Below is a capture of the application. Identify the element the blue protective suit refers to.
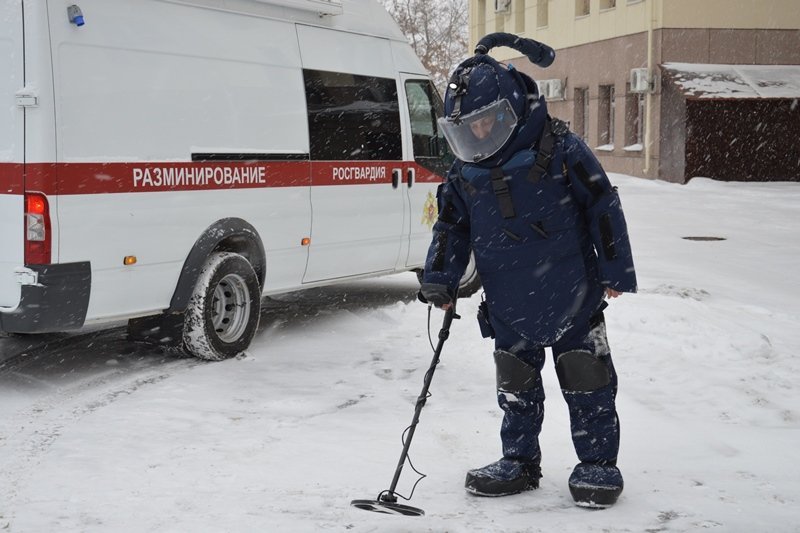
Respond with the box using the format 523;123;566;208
423;91;636;465
428;43;634;491
423;109;637;345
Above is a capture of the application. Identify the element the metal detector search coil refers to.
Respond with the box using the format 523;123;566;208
350;303;459;517
350;498;426;517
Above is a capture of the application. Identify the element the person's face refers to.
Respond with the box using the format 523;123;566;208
469;115;496;140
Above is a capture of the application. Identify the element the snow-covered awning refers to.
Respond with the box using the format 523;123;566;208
663;63;800;99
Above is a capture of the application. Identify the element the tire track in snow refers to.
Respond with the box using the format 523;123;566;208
0;329;199;524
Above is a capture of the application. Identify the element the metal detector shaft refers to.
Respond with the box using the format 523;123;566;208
383;303;458;501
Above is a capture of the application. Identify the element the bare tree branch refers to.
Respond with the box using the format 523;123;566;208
381;0;469;94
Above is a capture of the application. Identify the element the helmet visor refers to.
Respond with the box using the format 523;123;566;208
438;98;518;162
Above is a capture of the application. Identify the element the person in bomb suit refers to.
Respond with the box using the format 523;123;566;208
419;37;637;507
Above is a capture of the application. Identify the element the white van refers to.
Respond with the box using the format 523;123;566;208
0;0;478;359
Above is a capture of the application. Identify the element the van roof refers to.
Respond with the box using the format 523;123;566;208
178;0;408;43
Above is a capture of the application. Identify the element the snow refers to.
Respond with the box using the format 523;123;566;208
2;175;800;531
664;62;800;99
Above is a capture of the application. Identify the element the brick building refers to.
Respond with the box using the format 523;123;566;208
470;0;800;182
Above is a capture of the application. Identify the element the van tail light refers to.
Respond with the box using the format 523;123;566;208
25;192;52;265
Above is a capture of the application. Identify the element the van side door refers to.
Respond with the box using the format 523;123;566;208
298;25;406;282
398;76;451;268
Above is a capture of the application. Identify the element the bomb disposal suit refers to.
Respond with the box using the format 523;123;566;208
420;37;637;505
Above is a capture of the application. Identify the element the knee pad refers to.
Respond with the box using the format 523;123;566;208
494;349;541;393
555;350;610;392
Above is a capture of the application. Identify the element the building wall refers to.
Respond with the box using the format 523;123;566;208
472;0;800;57
660;0;800;30
470;0;800;182
477;0;653;61
658;71;687;182
508;31;662;180
660;28;800;64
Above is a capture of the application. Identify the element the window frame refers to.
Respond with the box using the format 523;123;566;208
598;84;616;147
303;69;402;162
537;0;549;28
573;87;590;141
514;0;526;33
624;90;645;149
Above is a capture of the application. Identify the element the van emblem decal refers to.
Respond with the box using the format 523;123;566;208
421;190;437;229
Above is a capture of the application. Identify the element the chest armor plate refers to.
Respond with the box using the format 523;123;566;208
457;146;601;344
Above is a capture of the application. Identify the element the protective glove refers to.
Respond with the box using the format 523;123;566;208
418;283;454;309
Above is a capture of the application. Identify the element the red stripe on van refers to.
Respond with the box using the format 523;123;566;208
311;161;394;185
25;163;57;195
310;162;443;186
0;163;24;195
16;160;442;195
25;161;310;195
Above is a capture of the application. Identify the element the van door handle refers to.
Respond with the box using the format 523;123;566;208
406;167;415;188
392;168;401;189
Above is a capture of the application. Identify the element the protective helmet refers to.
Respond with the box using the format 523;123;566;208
438;33;555;164
438;55;529;163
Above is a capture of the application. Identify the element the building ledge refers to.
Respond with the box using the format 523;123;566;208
663;63;800;99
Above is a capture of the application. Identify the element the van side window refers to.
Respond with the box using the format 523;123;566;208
303;69;402;161
404;80;452;175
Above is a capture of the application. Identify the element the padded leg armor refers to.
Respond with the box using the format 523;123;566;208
465;339;545;497
553;312;624;507
494;348;546;461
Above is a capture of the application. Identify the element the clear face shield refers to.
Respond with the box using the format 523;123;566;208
437;98;518;163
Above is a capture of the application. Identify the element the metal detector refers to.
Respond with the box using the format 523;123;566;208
350;302;459;517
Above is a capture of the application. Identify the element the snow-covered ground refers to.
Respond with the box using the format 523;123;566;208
1;175;799;532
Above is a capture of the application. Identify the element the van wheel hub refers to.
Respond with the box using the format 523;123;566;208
211;274;251;343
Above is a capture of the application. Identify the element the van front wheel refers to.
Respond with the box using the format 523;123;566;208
183;252;261;360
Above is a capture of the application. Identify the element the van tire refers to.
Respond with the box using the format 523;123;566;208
183;252;261;360
415;252;482;298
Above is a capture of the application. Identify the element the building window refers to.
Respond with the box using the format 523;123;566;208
575;0;590;17
304;69;401;161
600;0;616;9
477;0;486;37
598;84;615;147
514;0;526;33
625;91;645;148
537;0;548;27
574;87;589;141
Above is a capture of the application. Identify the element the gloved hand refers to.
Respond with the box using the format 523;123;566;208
418;283;454;309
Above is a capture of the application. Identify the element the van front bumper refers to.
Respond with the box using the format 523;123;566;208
0;262;91;334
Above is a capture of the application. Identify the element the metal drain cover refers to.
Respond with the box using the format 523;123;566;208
682;236;727;241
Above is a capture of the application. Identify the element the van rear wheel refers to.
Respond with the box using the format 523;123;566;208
183;252;260;360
